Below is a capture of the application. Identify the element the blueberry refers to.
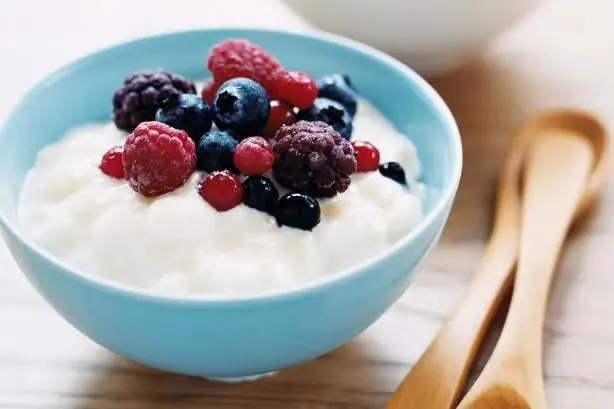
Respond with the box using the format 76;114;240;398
274;192;321;231
212;78;270;138
315;74;358;117
379;161;407;185
155;93;213;142
243;176;279;214
196;131;239;172
298;98;353;140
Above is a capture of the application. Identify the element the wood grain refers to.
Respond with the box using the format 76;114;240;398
1;0;613;408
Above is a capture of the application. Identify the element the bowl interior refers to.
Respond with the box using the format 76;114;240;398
0;28;460;243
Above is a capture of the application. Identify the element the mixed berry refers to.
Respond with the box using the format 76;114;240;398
100;38;408;230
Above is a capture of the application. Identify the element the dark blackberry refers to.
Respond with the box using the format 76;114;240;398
272;121;357;198
112;70;196;131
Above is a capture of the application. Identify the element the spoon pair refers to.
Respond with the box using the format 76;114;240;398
385;110;608;409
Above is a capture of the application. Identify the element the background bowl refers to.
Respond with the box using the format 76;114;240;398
0;28;461;379
282;0;543;75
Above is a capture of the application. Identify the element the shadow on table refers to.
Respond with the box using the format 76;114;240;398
71;340;390;409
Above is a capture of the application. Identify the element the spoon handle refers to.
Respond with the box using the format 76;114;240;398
504;131;593;343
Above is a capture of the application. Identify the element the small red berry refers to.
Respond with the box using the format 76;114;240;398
264;101;296;137
99;146;125;179
352;141;380;172
234;136;274;176
198;170;244;211
273;71;317;109
201;79;218;104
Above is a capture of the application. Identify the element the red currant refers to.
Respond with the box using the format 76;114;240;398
273;71;317;109
352;141;380;172
233;136;274;176
264;100;296;137
198;170;244;211
200;79;218;104
99;146;125;179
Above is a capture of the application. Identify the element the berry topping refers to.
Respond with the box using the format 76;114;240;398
112;70;196;131
233;136;274;176
379;161;407;185
315;74;358;117
200;79;218;104
243;176;279;214
155;94;212;143
264;100;296;137
273;71;317;109
212;78;270;137
272;121;357;198
196;130;239;173
198;170;244;212
274;192;321;231
206;39;283;96
352;141;380;172
99;146;125;179
123;121;196;197
298;98;353;140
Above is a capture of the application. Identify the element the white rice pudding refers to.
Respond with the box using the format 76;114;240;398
18;98;424;297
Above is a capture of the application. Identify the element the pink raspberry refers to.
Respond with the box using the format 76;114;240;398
206;39;284;95
233;136;274;176
273;71;317;109
123;121;196;197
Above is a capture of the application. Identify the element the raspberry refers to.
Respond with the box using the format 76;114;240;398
233;136;274;176
112;70;196;131
123;121;196;197
99;146;125;179
201;79;218;104
206;39;284;95
352;141;380;172
264;100;296;137
273;121;357;198
273;71;317;109
198;170;244;211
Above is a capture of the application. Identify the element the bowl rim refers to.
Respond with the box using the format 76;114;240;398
0;27;463;306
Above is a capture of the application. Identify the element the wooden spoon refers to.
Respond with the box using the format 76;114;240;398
457;110;607;409
384;110;607;409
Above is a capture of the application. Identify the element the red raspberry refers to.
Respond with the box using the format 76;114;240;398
264;101;296;137
123;121;196;197
99;146;125;179
198;170;244;211
201;79;218;104
273;71;317;109
206;39;284;95
352;141;380;172
233;136;274;176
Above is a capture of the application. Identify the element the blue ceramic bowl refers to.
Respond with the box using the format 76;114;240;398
0;28;461;379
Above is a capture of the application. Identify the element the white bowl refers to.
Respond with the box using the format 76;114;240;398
282;0;542;75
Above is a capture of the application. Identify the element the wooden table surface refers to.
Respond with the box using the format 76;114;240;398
1;0;612;408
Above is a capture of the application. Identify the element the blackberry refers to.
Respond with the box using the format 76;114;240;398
112;70;196;131
272;121;357;198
